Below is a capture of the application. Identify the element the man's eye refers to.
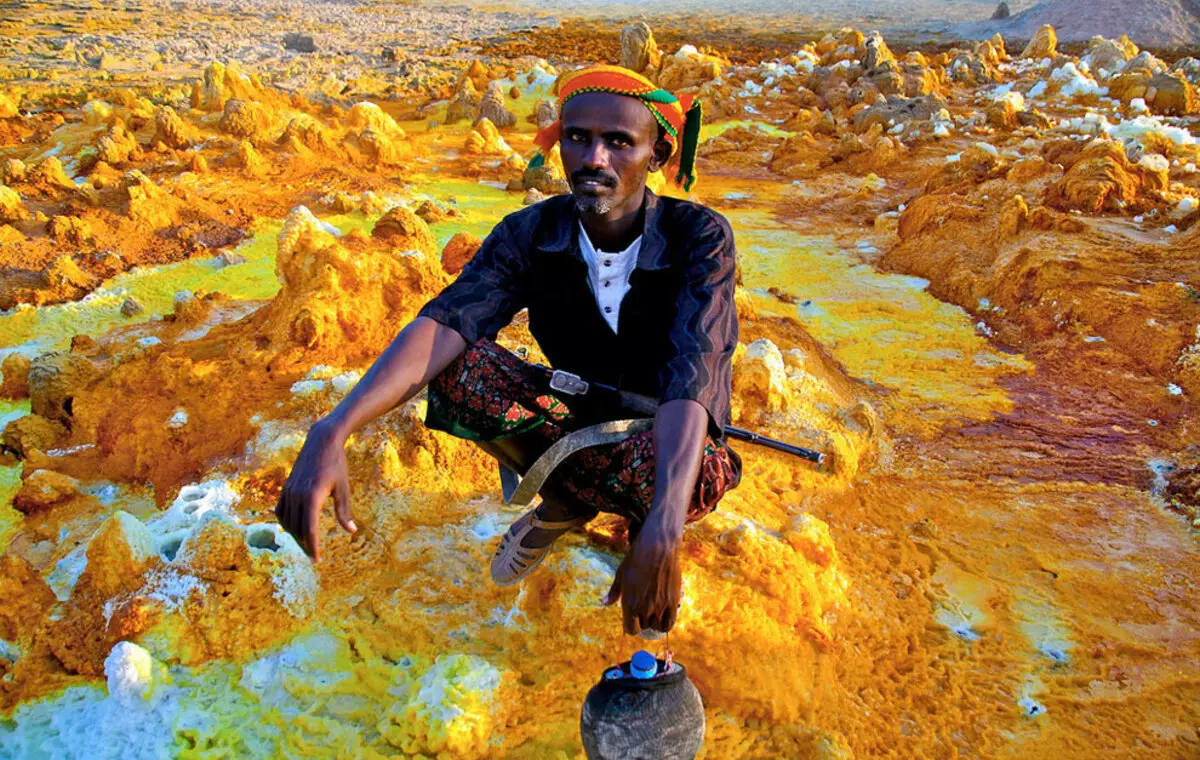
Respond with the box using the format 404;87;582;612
568;133;586;143
609;138;629;148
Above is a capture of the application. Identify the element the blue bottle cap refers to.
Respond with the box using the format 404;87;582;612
630;650;658;679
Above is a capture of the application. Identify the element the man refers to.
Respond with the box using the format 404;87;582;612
276;65;741;637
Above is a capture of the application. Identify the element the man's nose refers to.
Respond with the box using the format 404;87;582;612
582;140;609;170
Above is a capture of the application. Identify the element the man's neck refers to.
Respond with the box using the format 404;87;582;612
579;187;646;252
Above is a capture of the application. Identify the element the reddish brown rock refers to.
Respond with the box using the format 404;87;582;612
440;232;483;275
13;468;83;514
372;206;438;256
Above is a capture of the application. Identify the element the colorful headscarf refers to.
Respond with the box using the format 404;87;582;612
531;64;703;192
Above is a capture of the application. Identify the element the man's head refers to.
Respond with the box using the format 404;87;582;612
531;65;704;217
560;91;674;217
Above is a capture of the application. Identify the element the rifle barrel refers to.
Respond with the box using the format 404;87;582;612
725;426;825;464
532;363;826;465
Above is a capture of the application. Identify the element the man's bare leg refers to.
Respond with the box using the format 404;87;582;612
476;433;597;550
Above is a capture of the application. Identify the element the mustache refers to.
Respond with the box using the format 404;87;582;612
571;169;618;188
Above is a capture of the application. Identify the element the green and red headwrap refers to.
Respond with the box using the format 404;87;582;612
532;64;704;192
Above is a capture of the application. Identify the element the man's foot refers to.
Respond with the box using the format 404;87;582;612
521;499;596;549
490;499;597;586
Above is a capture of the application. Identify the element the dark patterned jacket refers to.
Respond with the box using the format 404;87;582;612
418;189;739;440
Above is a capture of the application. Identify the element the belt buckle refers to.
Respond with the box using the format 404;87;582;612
549;370;589;396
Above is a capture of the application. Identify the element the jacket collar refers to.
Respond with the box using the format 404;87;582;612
538;188;669;271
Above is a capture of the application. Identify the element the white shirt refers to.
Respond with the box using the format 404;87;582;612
578;222;641;334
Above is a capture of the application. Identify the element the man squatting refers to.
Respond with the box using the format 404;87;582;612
276;65;743;637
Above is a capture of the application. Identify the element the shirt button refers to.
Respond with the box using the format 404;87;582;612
603;280;611;287
603;259;612;267
604;306;613;313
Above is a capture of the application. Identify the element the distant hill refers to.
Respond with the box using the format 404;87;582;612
951;0;1200;49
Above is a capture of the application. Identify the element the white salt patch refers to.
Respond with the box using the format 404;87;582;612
406;654;502;727
104;642;155;708
1138;153;1169;173
45;442;96;457
1168;383;1183;396
330;371;361;394
1164;225;1178;233
470;512;509;541
1130;97;1149;113
945;153;962;163
0;638;19;662
246;523;317;617
240;630;351;711
1107;115;1196;150
1028;81;1048;98
167;408;188;429
247;420;306;465
47;545;89;601
140;567;207;613
1175;197;1197;214
992;87;1025;110
1019;695;1046;716
290;379;326;397
136;336;161;347
156;479;239;534
1050;62;1107;99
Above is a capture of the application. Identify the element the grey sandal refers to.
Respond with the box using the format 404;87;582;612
490;507;594;586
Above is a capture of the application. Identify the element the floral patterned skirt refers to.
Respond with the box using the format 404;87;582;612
425;339;741;527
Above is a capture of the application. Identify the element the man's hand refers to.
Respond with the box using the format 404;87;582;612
601;398;707;636
603;512;682;635
275;417;356;562
273;317;468;563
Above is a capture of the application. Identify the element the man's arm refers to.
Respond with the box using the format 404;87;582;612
275;317;466;561
277;215;529;561
604;208;739;635
603;398;708;634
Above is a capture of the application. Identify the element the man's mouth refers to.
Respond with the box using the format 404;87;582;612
575;179;610;193
572;173;617;193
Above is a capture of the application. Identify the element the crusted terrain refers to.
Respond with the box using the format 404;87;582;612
0;5;1198;759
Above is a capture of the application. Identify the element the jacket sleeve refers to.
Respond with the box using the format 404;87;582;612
657;210;739;438
416;217;529;344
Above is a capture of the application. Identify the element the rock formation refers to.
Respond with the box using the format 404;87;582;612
477;83;516;129
658;46;723;91
1020;25;1058;59
620;22;661;77
440;232;482;274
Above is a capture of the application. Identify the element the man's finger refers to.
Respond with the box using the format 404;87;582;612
602;572;622;606
623;595;640;636
662;603;677;633
277;492;298;543
643;607;664;634
334;477;357;534
304;496;321;563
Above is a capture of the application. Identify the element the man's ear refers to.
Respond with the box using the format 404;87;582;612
648;138;673;173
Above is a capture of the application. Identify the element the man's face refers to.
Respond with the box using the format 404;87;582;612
559;91;671;217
